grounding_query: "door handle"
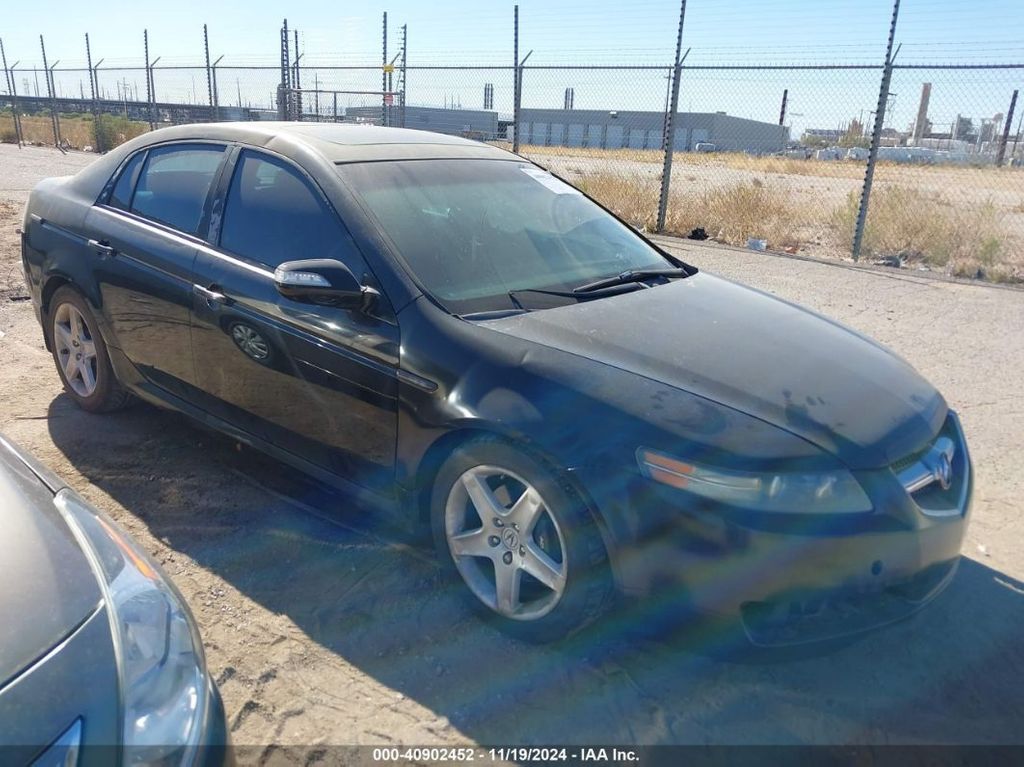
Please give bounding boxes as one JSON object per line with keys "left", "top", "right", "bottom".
{"left": 87, "top": 239, "right": 116, "bottom": 258}
{"left": 193, "top": 283, "right": 229, "bottom": 307}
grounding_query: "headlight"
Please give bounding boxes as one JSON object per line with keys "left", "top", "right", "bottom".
{"left": 54, "top": 488, "right": 208, "bottom": 765}
{"left": 637, "top": 448, "right": 872, "bottom": 514}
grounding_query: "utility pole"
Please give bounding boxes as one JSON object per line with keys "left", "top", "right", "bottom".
{"left": 656, "top": 0, "right": 688, "bottom": 233}
{"left": 779, "top": 89, "right": 788, "bottom": 126}
{"left": 852, "top": 0, "right": 901, "bottom": 261}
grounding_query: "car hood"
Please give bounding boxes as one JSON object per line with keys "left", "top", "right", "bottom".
{"left": 481, "top": 273, "right": 945, "bottom": 470}
{"left": 0, "top": 438, "right": 102, "bottom": 689}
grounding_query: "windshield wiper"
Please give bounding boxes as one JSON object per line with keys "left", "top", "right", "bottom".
{"left": 508, "top": 283, "right": 643, "bottom": 309}
{"left": 572, "top": 267, "right": 688, "bottom": 294}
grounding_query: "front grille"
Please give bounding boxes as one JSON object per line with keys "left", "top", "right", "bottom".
{"left": 890, "top": 413, "right": 970, "bottom": 517}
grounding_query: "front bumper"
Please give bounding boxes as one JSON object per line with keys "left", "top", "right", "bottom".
{"left": 587, "top": 414, "right": 973, "bottom": 646}
{"left": 194, "top": 680, "right": 233, "bottom": 767}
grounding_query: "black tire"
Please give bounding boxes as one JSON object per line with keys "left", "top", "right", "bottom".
{"left": 48, "top": 286, "right": 131, "bottom": 413}
{"left": 430, "top": 437, "right": 612, "bottom": 642}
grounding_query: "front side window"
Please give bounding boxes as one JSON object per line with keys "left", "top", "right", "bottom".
{"left": 130, "top": 144, "right": 224, "bottom": 235}
{"left": 219, "top": 150, "right": 358, "bottom": 269}
{"left": 337, "top": 159, "right": 673, "bottom": 314}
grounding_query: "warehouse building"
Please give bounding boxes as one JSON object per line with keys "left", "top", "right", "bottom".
{"left": 518, "top": 108, "right": 788, "bottom": 154}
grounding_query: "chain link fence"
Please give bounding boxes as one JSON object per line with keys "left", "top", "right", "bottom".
{"left": 1, "top": 14, "right": 1022, "bottom": 282}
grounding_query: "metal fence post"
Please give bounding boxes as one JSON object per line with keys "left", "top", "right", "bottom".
{"left": 512, "top": 4, "right": 520, "bottom": 152}
{"left": 852, "top": 0, "right": 901, "bottom": 261}
{"left": 381, "top": 12, "right": 388, "bottom": 126}
{"left": 279, "top": 19, "right": 291, "bottom": 120}
{"left": 656, "top": 0, "right": 688, "bottom": 234}
{"left": 996, "top": 89, "right": 1018, "bottom": 167}
{"left": 293, "top": 29, "right": 302, "bottom": 120}
{"left": 85, "top": 33, "right": 101, "bottom": 151}
{"left": 144, "top": 30, "right": 155, "bottom": 130}
{"left": 400, "top": 24, "right": 407, "bottom": 128}
{"left": 1, "top": 38, "right": 24, "bottom": 148}
{"left": 212, "top": 56, "right": 223, "bottom": 121}
{"left": 39, "top": 35, "right": 61, "bottom": 147}
{"left": 203, "top": 25, "right": 214, "bottom": 121}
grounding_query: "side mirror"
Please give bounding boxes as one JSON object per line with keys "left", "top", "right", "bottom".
{"left": 274, "top": 259, "right": 378, "bottom": 311}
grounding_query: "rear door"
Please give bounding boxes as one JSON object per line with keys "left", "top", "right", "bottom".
{"left": 85, "top": 142, "right": 227, "bottom": 398}
{"left": 189, "top": 147, "right": 400, "bottom": 493}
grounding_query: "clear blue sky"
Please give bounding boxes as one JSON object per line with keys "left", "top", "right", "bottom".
{"left": 3, "top": 0, "right": 1022, "bottom": 136}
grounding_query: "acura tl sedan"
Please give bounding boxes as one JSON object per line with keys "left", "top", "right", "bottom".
{"left": 0, "top": 433, "right": 228, "bottom": 763}
{"left": 21, "top": 123, "right": 971, "bottom": 644}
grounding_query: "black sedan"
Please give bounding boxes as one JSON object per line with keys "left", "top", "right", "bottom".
{"left": 0, "top": 433, "right": 228, "bottom": 763}
{"left": 20, "top": 123, "right": 971, "bottom": 644}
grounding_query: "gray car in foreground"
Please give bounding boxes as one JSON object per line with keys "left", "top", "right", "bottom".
{"left": 0, "top": 434, "right": 229, "bottom": 765}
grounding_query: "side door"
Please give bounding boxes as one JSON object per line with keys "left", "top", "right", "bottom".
{"left": 189, "top": 147, "right": 400, "bottom": 494}
{"left": 84, "top": 142, "right": 227, "bottom": 399}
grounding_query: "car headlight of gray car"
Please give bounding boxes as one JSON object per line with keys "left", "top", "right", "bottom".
{"left": 637, "top": 448, "right": 873, "bottom": 514}
{"left": 53, "top": 488, "right": 208, "bottom": 763}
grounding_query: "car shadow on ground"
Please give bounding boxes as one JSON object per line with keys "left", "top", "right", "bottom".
{"left": 47, "top": 395, "right": 1024, "bottom": 746}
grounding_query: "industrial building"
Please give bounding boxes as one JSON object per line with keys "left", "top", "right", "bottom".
{"left": 347, "top": 104, "right": 787, "bottom": 154}
{"left": 518, "top": 108, "right": 788, "bottom": 154}
{"left": 345, "top": 105, "right": 499, "bottom": 139}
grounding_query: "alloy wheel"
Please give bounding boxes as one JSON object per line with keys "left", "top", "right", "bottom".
{"left": 445, "top": 465, "right": 568, "bottom": 620}
{"left": 53, "top": 303, "right": 99, "bottom": 398}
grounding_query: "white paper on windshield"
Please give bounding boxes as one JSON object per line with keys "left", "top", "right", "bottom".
{"left": 520, "top": 166, "right": 582, "bottom": 195}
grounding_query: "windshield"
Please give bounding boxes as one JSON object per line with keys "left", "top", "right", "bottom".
{"left": 338, "top": 159, "right": 677, "bottom": 314}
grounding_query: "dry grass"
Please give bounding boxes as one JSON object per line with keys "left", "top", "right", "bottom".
{"left": 577, "top": 172, "right": 807, "bottom": 251}
{"left": 0, "top": 113, "right": 149, "bottom": 150}
{"left": 831, "top": 187, "right": 1023, "bottom": 283}
{"left": 576, "top": 170, "right": 1023, "bottom": 284}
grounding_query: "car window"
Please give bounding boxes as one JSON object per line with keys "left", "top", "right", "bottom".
{"left": 219, "top": 150, "right": 359, "bottom": 269}
{"left": 130, "top": 144, "right": 225, "bottom": 236}
{"left": 109, "top": 151, "right": 146, "bottom": 210}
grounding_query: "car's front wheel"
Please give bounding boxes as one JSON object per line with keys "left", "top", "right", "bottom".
{"left": 49, "top": 287, "right": 130, "bottom": 413}
{"left": 431, "top": 438, "right": 612, "bottom": 641}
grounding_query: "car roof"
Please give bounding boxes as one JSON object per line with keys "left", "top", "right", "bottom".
{"left": 131, "top": 122, "right": 517, "bottom": 164}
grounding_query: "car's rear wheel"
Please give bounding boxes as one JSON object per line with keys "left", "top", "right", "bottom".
{"left": 431, "top": 438, "right": 612, "bottom": 641}
{"left": 49, "top": 287, "right": 130, "bottom": 413}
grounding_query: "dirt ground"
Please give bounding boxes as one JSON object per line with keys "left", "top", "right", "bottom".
{"left": 1, "top": 144, "right": 1023, "bottom": 757}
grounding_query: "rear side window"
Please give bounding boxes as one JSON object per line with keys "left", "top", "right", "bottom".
{"left": 130, "top": 144, "right": 224, "bottom": 235}
{"left": 219, "top": 150, "right": 358, "bottom": 269}
{"left": 109, "top": 151, "right": 146, "bottom": 210}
